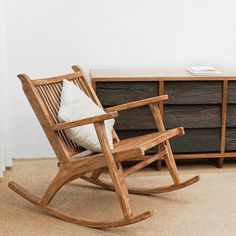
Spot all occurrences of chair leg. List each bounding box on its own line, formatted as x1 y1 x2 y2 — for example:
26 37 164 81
149 104 180 184
40 169 79 205
94 122 133 219
160 143 180 184
114 163 133 219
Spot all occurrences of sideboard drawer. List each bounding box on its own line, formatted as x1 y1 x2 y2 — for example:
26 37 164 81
96 82 158 106
117 128 221 153
226 128 236 151
164 105 221 129
113 107 154 130
170 128 221 153
227 105 236 127
165 81 222 104
112 105 221 130
228 81 236 104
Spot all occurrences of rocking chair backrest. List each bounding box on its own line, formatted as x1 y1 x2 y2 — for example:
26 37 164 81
18 66 105 164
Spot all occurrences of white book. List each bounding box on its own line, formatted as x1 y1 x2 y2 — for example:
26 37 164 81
187 66 221 76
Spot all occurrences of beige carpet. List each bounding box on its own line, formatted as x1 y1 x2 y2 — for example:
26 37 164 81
0 159 236 236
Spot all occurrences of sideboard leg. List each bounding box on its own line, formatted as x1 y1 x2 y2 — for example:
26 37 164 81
218 80 228 169
217 158 224 168
156 160 162 171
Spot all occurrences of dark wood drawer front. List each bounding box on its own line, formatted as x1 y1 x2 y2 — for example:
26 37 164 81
113 105 221 130
113 107 154 130
96 82 158 106
228 82 236 104
92 74 236 165
226 129 236 151
117 129 221 153
164 105 221 129
226 105 236 127
170 128 221 153
165 81 222 104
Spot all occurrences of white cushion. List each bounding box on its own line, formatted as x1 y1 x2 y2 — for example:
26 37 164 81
58 79 115 152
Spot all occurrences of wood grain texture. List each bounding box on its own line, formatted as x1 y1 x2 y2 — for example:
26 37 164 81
170 128 221 153
112 105 221 130
174 153 224 159
228 81 236 103
123 150 166 177
90 68 236 79
164 105 221 129
105 95 168 113
165 81 222 104
92 70 236 168
53 111 118 131
32 72 83 86
226 128 236 151
117 128 221 153
12 66 200 228
226 105 236 127
149 103 181 184
157 81 164 170
96 82 158 105
96 81 222 106
8 182 153 228
94 122 133 219
218 80 228 167
116 130 157 154
115 128 184 153
82 175 200 195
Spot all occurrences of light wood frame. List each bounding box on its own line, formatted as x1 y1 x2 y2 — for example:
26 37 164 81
8 66 199 228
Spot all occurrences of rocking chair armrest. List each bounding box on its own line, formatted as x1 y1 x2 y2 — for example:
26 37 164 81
105 95 168 112
52 111 118 131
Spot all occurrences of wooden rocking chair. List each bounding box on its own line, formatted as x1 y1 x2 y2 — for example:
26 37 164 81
9 65 200 228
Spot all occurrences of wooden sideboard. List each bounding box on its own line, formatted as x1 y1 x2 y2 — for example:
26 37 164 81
90 69 236 169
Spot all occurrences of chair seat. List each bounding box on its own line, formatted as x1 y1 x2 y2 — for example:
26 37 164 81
72 128 183 161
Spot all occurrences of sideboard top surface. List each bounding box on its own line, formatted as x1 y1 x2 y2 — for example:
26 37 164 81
90 68 236 81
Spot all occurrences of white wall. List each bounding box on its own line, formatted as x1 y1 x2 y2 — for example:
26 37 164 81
0 0 11 176
5 0 236 158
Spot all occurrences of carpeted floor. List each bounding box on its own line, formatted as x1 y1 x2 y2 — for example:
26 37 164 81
0 159 235 236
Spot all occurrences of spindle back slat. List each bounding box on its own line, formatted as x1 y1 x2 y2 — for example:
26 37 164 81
18 66 119 162
35 75 92 151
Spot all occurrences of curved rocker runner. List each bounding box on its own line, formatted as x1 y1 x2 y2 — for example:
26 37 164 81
80 175 200 195
8 65 200 229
